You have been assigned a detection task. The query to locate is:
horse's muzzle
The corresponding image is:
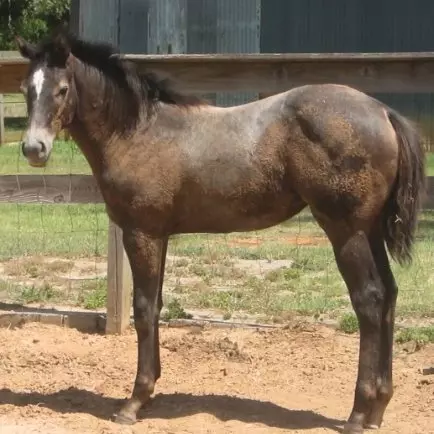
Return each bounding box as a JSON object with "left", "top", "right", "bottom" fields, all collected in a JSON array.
[{"left": 21, "top": 138, "right": 50, "bottom": 167}]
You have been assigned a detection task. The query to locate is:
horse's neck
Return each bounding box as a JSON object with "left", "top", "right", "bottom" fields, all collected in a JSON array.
[{"left": 68, "top": 67, "right": 120, "bottom": 175}]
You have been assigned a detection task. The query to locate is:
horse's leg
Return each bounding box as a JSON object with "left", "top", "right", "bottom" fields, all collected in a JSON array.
[
  {"left": 115, "top": 230, "right": 166, "bottom": 425},
  {"left": 365, "top": 232, "right": 397, "bottom": 429},
  {"left": 154, "top": 237, "right": 168, "bottom": 381},
  {"left": 314, "top": 217, "right": 385, "bottom": 434}
]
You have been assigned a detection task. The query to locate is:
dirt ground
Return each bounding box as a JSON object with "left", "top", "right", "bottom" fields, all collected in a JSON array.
[{"left": 0, "top": 323, "right": 433, "bottom": 434}]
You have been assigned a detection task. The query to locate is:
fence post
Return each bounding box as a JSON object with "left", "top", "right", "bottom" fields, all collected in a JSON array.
[
  {"left": 106, "top": 220, "right": 132, "bottom": 334},
  {"left": 0, "top": 94, "right": 4, "bottom": 145}
]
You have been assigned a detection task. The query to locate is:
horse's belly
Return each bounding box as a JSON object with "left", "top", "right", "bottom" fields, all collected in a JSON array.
[{"left": 172, "top": 187, "right": 304, "bottom": 234}]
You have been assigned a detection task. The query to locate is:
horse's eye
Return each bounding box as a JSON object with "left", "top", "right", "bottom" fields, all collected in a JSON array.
[{"left": 58, "top": 86, "right": 69, "bottom": 97}]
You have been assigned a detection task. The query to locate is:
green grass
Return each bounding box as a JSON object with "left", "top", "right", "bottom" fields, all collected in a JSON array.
[
  {"left": 16, "top": 283, "right": 57, "bottom": 304},
  {"left": 78, "top": 278, "right": 108, "bottom": 309},
  {"left": 3, "top": 94, "right": 24, "bottom": 103},
  {"left": 338, "top": 313, "right": 359, "bottom": 334},
  {"left": 426, "top": 153, "right": 434, "bottom": 176},
  {"left": 395, "top": 326, "right": 434, "bottom": 346},
  {"left": 0, "top": 141, "right": 104, "bottom": 258},
  {"left": 161, "top": 299, "right": 193, "bottom": 321}
]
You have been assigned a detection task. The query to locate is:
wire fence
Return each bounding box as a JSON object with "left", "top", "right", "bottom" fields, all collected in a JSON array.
[{"left": 0, "top": 91, "right": 434, "bottom": 327}]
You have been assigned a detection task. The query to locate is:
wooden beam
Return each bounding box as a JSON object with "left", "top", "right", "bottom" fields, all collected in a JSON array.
[
  {"left": 106, "top": 220, "right": 132, "bottom": 334},
  {"left": 4, "top": 52, "right": 434, "bottom": 94},
  {"left": 4, "top": 103, "right": 26, "bottom": 118},
  {"left": 0, "top": 174, "right": 103, "bottom": 204},
  {"left": 0, "top": 59, "right": 27, "bottom": 93}
]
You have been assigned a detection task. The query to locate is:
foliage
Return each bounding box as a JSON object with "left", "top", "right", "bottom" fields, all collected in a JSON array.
[
  {"left": 396, "top": 326, "right": 434, "bottom": 346},
  {"left": 0, "top": 0, "right": 70, "bottom": 50},
  {"left": 162, "top": 299, "right": 193, "bottom": 321},
  {"left": 338, "top": 313, "right": 359, "bottom": 334}
]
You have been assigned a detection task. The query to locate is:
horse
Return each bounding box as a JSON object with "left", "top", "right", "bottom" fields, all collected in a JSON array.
[{"left": 16, "top": 29, "right": 425, "bottom": 434}]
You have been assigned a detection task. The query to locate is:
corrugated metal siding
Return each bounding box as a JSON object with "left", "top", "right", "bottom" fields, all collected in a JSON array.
[
  {"left": 148, "top": 0, "right": 187, "bottom": 55},
  {"left": 119, "top": 0, "right": 149, "bottom": 53},
  {"left": 75, "top": 0, "right": 120, "bottom": 45},
  {"left": 260, "top": 0, "right": 434, "bottom": 147},
  {"left": 214, "top": 0, "right": 260, "bottom": 106}
]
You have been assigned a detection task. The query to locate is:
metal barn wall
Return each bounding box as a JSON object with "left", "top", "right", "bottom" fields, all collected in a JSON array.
[
  {"left": 148, "top": 0, "right": 261, "bottom": 106},
  {"left": 70, "top": 0, "right": 260, "bottom": 107},
  {"left": 260, "top": 0, "right": 434, "bottom": 147}
]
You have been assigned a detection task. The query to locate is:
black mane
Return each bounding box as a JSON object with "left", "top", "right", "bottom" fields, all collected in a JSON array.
[
  {"left": 65, "top": 34, "right": 205, "bottom": 107},
  {"left": 32, "top": 29, "right": 205, "bottom": 135}
]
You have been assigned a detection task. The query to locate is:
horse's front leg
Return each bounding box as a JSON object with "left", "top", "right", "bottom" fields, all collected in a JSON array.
[{"left": 115, "top": 229, "right": 167, "bottom": 425}]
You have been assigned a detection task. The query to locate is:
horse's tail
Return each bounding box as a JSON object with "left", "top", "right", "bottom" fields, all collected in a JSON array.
[{"left": 383, "top": 107, "right": 426, "bottom": 265}]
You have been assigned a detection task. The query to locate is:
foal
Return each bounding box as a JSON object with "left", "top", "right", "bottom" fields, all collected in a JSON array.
[{"left": 17, "top": 30, "right": 425, "bottom": 434}]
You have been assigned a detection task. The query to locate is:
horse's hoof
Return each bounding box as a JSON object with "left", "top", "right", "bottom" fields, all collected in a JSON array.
[
  {"left": 343, "top": 422, "right": 364, "bottom": 434},
  {"left": 365, "top": 424, "right": 380, "bottom": 430},
  {"left": 113, "top": 412, "right": 137, "bottom": 425}
]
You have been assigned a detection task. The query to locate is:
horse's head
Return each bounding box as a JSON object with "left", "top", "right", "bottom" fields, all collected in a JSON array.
[{"left": 17, "top": 30, "right": 76, "bottom": 167}]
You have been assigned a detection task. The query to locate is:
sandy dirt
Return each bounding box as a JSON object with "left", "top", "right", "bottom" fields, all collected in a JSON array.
[{"left": 0, "top": 323, "right": 433, "bottom": 434}]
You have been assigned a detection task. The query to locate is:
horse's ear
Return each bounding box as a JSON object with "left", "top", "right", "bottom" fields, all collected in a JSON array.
[{"left": 16, "top": 36, "right": 37, "bottom": 60}]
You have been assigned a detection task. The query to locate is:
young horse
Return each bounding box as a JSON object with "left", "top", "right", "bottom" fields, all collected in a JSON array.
[{"left": 17, "top": 31, "right": 425, "bottom": 434}]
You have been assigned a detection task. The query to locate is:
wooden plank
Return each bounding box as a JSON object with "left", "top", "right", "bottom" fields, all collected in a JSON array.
[
  {"left": 0, "top": 174, "right": 103, "bottom": 204},
  {"left": 0, "top": 95, "right": 4, "bottom": 145},
  {"left": 4, "top": 52, "right": 434, "bottom": 94},
  {"left": 129, "top": 55, "right": 434, "bottom": 95},
  {"left": 0, "top": 174, "right": 432, "bottom": 210},
  {"left": 0, "top": 60, "right": 28, "bottom": 93},
  {"left": 4, "top": 103, "right": 26, "bottom": 118},
  {"left": 106, "top": 220, "right": 132, "bottom": 334}
]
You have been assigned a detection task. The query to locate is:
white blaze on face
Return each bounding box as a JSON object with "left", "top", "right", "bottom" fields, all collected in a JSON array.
[{"left": 32, "top": 68, "right": 45, "bottom": 100}]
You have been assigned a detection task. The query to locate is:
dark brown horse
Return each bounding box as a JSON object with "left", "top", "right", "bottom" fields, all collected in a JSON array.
[{"left": 16, "top": 29, "right": 425, "bottom": 434}]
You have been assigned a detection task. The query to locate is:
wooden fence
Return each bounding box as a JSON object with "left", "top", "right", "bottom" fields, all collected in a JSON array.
[{"left": 1, "top": 52, "right": 434, "bottom": 335}]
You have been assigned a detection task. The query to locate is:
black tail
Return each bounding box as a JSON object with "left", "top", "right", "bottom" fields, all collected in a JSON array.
[{"left": 383, "top": 108, "right": 426, "bottom": 265}]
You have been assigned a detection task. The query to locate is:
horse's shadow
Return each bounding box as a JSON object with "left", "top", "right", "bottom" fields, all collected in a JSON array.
[{"left": 0, "top": 387, "right": 344, "bottom": 432}]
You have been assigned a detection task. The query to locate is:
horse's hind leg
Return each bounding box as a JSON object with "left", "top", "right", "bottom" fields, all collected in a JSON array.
[
  {"left": 313, "top": 216, "right": 386, "bottom": 434},
  {"left": 364, "top": 231, "right": 397, "bottom": 429}
]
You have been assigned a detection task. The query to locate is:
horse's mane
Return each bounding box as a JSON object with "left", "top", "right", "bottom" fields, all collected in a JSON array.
[
  {"left": 69, "top": 35, "right": 205, "bottom": 107},
  {"left": 32, "top": 29, "right": 205, "bottom": 135}
]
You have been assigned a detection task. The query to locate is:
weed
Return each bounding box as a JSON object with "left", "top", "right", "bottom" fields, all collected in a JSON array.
[
  {"left": 18, "top": 283, "right": 56, "bottom": 304},
  {"left": 395, "top": 326, "right": 434, "bottom": 346},
  {"left": 79, "top": 278, "right": 107, "bottom": 309},
  {"left": 162, "top": 299, "right": 193, "bottom": 321},
  {"left": 338, "top": 313, "right": 359, "bottom": 334}
]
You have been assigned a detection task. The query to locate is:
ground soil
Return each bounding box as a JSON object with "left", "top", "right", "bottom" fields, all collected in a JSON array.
[{"left": 0, "top": 323, "right": 433, "bottom": 433}]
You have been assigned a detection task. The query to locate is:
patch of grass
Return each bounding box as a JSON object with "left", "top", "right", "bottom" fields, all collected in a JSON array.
[
  {"left": 426, "top": 153, "right": 434, "bottom": 176},
  {"left": 0, "top": 203, "right": 108, "bottom": 259},
  {"left": 161, "top": 299, "right": 193, "bottom": 321},
  {"left": 338, "top": 313, "right": 359, "bottom": 334},
  {"left": 16, "top": 283, "right": 56, "bottom": 304},
  {"left": 79, "top": 278, "right": 107, "bottom": 310},
  {"left": 395, "top": 326, "right": 434, "bottom": 346},
  {"left": 3, "top": 93, "right": 25, "bottom": 103}
]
